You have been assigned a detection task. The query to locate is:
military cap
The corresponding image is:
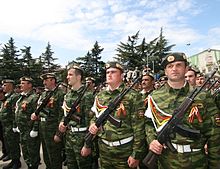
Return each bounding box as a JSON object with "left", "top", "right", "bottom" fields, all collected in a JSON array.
[
  {"left": 142, "top": 71, "right": 154, "bottom": 79},
  {"left": 2, "top": 79, "right": 14, "bottom": 84},
  {"left": 20, "top": 76, "right": 33, "bottom": 83},
  {"left": 68, "top": 64, "right": 84, "bottom": 73},
  {"left": 196, "top": 72, "right": 205, "bottom": 78},
  {"left": 40, "top": 73, "right": 56, "bottom": 80},
  {"left": 105, "top": 62, "right": 124, "bottom": 72},
  {"left": 159, "top": 76, "right": 168, "bottom": 82},
  {"left": 188, "top": 66, "right": 200, "bottom": 73},
  {"left": 161, "top": 52, "right": 188, "bottom": 68},
  {"left": 86, "top": 77, "right": 95, "bottom": 82}
]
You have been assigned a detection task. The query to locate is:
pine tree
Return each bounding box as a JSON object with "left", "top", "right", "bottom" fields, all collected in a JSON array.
[
  {"left": 115, "top": 31, "right": 143, "bottom": 69},
  {"left": 0, "top": 37, "right": 21, "bottom": 81},
  {"left": 40, "top": 42, "right": 60, "bottom": 73}
]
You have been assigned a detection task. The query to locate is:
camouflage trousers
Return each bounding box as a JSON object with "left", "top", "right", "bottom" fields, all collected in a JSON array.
[
  {"left": 40, "top": 121, "right": 63, "bottom": 169},
  {"left": 2, "top": 122, "right": 21, "bottom": 160},
  {"left": 158, "top": 148, "right": 208, "bottom": 169},
  {"left": 65, "top": 130, "right": 93, "bottom": 169},
  {"left": 98, "top": 139, "right": 135, "bottom": 169},
  {"left": 19, "top": 124, "right": 41, "bottom": 168}
]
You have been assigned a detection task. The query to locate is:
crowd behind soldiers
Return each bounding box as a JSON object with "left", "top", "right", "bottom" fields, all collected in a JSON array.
[{"left": 0, "top": 52, "right": 220, "bottom": 169}]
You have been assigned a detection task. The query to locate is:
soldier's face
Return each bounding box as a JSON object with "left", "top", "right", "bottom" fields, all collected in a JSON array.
[
  {"left": 196, "top": 76, "right": 205, "bottom": 87},
  {"left": 43, "top": 78, "right": 54, "bottom": 89},
  {"left": 142, "top": 75, "right": 154, "bottom": 89},
  {"left": 185, "top": 70, "right": 196, "bottom": 86},
  {"left": 165, "top": 61, "right": 188, "bottom": 82},
  {"left": 20, "top": 81, "right": 32, "bottom": 92},
  {"left": 106, "top": 68, "right": 123, "bottom": 86},
  {"left": 2, "top": 83, "right": 13, "bottom": 93},
  {"left": 67, "top": 69, "right": 78, "bottom": 86}
]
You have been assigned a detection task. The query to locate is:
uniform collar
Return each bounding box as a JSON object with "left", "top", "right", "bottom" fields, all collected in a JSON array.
[{"left": 165, "top": 81, "right": 189, "bottom": 95}]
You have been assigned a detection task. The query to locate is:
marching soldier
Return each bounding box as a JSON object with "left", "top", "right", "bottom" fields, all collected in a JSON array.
[
  {"left": 85, "top": 62, "right": 146, "bottom": 169},
  {"left": 31, "top": 73, "right": 65, "bottom": 169},
  {"left": 145, "top": 52, "right": 220, "bottom": 168},
  {"left": 59, "top": 65, "right": 94, "bottom": 169},
  {"left": 15, "top": 77, "right": 41, "bottom": 169},
  {"left": 0, "top": 79, "right": 21, "bottom": 169},
  {"left": 185, "top": 66, "right": 197, "bottom": 87},
  {"left": 0, "top": 86, "right": 8, "bottom": 161}
]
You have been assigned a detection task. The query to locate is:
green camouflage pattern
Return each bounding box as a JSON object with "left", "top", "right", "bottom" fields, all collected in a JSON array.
[
  {"left": 38, "top": 88, "right": 65, "bottom": 169},
  {"left": 145, "top": 83, "right": 220, "bottom": 169},
  {"left": 91, "top": 83, "right": 146, "bottom": 168},
  {"left": 15, "top": 90, "right": 41, "bottom": 167},
  {"left": 63, "top": 85, "right": 94, "bottom": 169},
  {"left": 0, "top": 92, "right": 21, "bottom": 160}
]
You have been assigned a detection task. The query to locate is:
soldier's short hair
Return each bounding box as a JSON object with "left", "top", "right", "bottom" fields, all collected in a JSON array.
[{"left": 68, "top": 64, "right": 84, "bottom": 80}]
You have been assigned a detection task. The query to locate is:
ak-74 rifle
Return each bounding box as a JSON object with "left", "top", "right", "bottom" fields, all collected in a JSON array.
[
  {"left": 142, "top": 70, "right": 216, "bottom": 168},
  {"left": 54, "top": 83, "right": 91, "bottom": 142},
  {"left": 84, "top": 76, "right": 142, "bottom": 145},
  {"left": 30, "top": 82, "right": 65, "bottom": 137}
]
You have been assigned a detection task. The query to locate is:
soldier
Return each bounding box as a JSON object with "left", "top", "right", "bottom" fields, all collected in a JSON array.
[
  {"left": 141, "top": 71, "right": 155, "bottom": 99},
  {"left": 185, "top": 67, "right": 197, "bottom": 87},
  {"left": 15, "top": 77, "right": 40, "bottom": 169},
  {"left": 196, "top": 72, "right": 205, "bottom": 87},
  {"left": 0, "top": 79, "right": 21, "bottom": 169},
  {"left": 0, "top": 86, "right": 8, "bottom": 161},
  {"left": 58, "top": 65, "right": 94, "bottom": 169},
  {"left": 145, "top": 52, "right": 220, "bottom": 168},
  {"left": 140, "top": 71, "right": 155, "bottom": 169},
  {"left": 86, "top": 77, "right": 96, "bottom": 94},
  {"left": 31, "top": 73, "right": 64, "bottom": 169},
  {"left": 85, "top": 62, "right": 146, "bottom": 169}
]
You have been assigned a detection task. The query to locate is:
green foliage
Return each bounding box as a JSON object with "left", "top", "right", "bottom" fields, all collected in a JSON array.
[
  {"left": 0, "top": 38, "right": 62, "bottom": 86},
  {"left": 0, "top": 28, "right": 175, "bottom": 86},
  {"left": 75, "top": 41, "right": 105, "bottom": 84},
  {"left": 115, "top": 28, "right": 175, "bottom": 73}
]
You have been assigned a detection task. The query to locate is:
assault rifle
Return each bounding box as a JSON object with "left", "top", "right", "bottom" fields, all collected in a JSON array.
[
  {"left": 84, "top": 76, "right": 142, "bottom": 145},
  {"left": 143, "top": 70, "right": 216, "bottom": 168},
  {"left": 54, "top": 84, "right": 89, "bottom": 142},
  {"left": 30, "top": 82, "right": 65, "bottom": 137}
]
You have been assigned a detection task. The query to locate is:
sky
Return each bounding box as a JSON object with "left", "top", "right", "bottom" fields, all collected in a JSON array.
[{"left": 0, "top": 0, "right": 220, "bottom": 67}]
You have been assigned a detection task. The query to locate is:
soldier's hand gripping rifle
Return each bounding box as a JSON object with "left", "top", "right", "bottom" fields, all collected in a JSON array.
[
  {"left": 54, "top": 84, "right": 90, "bottom": 142},
  {"left": 142, "top": 70, "right": 216, "bottom": 168},
  {"left": 84, "top": 76, "right": 142, "bottom": 145},
  {"left": 30, "top": 82, "right": 64, "bottom": 137}
]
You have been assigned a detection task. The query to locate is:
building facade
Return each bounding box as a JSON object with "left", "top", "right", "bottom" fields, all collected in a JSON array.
[{"left": 187, "top": 49, "right": 220, "bottom": 74}]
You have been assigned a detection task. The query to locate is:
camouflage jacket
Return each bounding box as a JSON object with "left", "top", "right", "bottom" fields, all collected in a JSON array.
[
  {"left": 0, "top": 92, "right": 19, "bottom": 124},
  {"left": 91, "top": 83, "right": 146, "bottom": 159},
  {"left": 61, "top": 85, "right": 94, "bottom": 128},
  {"left": 38, "top": 88, "right": 64, "bottom": 123},
  {"left": 145, "top": 82, "right": 220, "bottom": 169},
  {"left": 15, "top": 90, "right": 39, "bottom": 128}
]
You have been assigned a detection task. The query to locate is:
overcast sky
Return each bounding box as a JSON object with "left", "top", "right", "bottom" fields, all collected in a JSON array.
[{"left": 0, "top": 0, "right": 220, "bottom": 66}]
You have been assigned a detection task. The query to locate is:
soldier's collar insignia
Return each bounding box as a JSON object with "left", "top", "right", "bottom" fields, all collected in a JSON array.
[{"left": 167, "top": 55, "right": 175, "bottom": 62}]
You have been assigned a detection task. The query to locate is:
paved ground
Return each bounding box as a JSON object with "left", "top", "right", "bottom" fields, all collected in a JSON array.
[{"left": 0, "top": 142, "right": 67, "bottom": 169}]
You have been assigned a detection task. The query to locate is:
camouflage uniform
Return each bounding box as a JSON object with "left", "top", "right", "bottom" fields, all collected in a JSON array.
[
  {"left": 91, "top": 83, "right": 146, "bottom": 169},
  {"left": 145, "top": 82, "right": 220, "bottom": 169},
  {"left": 15, "top": 90, "right": 41, "bottom": 168},
  {"left": 61, "top": 85, "right": 94, "bottom": 169},
  {"left": 0, "top": 91, "right": 21, "bottom": 165},
  {"left": 38, "top": 87, "right": 64, "bottom": 169}
]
